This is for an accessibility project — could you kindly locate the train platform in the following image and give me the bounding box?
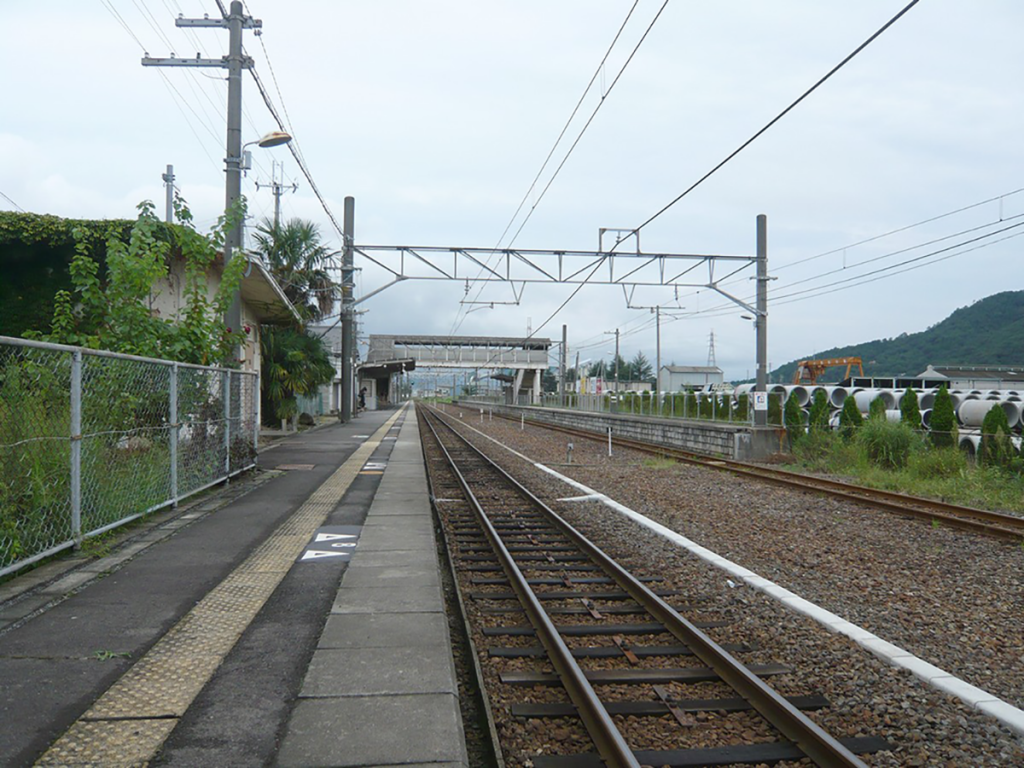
[0,402,468,767]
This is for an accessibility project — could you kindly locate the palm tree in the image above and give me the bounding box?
[260,325,336,426]
[252,218,337,424]
[252,218,336,322]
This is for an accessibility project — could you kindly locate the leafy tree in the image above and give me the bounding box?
[28,197,246,366]
[630,350,654,382]
[252,218,335,322]
[784,392,805,445]
[980,404,1015,468]
[929,385,957,448]
[838,396,863,439]
[807,390,830,432]
[542,367,558,393]
[900,387,922,431]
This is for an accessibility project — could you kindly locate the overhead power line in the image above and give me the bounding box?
[633,0,921,235]
[0,190,26,213]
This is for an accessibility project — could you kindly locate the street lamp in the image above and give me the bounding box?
[225,129,293,363]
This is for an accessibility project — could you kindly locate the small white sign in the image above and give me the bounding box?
[300,549,349,561]
[315,533,358,543]
[753,392,768,411]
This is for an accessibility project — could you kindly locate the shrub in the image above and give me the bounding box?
[807,390,830,432]
[900,387,922,431]
[930,386,957,449]
[838,396,863,440]
[699,394,714,420]
[858,418,915,470]
[868,396,888,421]
[734,394,749,423]
[980,404,1015,468]
[767,393,782,426]
[684,391,700,421]
[784,392,805,446]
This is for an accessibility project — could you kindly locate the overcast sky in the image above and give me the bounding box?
[3,1,1022,380]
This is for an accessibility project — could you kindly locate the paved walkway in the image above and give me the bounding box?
[277,413,468,767]
[0,403,467,767]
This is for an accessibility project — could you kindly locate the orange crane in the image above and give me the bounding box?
[792,357,864,385]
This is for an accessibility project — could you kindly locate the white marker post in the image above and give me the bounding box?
[608,426,612,457]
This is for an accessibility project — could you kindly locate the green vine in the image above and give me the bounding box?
[23,196,249,366]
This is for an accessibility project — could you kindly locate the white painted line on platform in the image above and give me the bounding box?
[454,416,1024,738]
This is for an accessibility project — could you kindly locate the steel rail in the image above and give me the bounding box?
[425,406,869,767]
[490,412,1024,541]
[421,410,640,768]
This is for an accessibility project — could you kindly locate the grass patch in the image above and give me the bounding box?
[791,432,1024,513]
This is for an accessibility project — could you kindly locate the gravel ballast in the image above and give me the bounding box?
[432,405,1024,765]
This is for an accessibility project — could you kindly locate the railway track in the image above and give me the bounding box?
[419,405,892,767]
[479,408,1024,542]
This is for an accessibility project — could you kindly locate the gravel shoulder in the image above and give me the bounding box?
[439,408,1024,766]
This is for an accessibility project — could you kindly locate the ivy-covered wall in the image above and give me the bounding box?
[0,212,150,338]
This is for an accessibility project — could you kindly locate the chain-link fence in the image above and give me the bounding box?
[538,391,786,425]
[0,336,258,578]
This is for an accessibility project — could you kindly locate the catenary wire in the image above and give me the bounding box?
[633,0,920,235]
[450,0,669,338]
[449,0,643,333]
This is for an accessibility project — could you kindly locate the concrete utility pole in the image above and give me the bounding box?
[614,328,620,393]
[162,165,174,223]
[560,324,567,406]
[755,214,769,426]
[655,306,661,405]
[143,1,261,359]
[340,197,356,422]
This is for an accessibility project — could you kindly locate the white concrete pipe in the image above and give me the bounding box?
[734,383,754,397]
[959,434,980,458]
[853,389,896,412]
[957,399,1020,428]
[827,386,848,408]
[784,385,810,407]
[884,410,902,423]
[919,390,936,410]
[921,408,932,429]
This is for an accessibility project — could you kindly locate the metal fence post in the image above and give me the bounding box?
[223,370,231,477]
[70,349,82,547]
[170,363,178,507]
[253,371,260,458]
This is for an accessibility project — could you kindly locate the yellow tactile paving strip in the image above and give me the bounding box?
[35,407,407,767]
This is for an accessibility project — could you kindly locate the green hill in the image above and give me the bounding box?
[771,290,1024,383]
